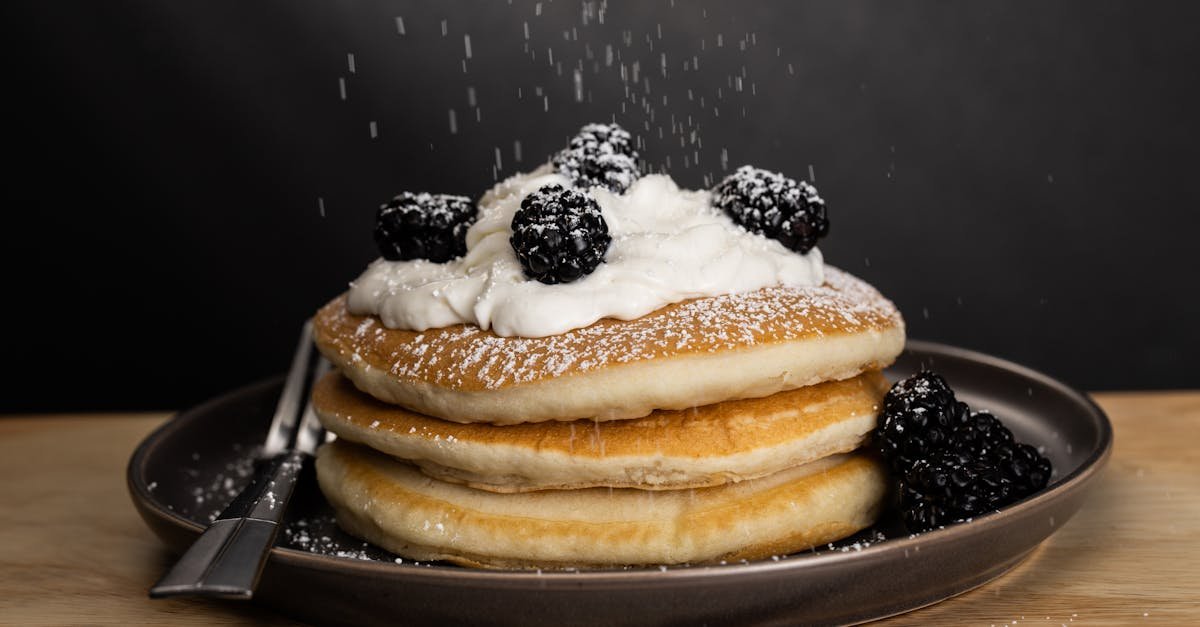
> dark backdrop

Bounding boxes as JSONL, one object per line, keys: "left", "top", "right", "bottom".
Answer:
{"left": 7, "top": 0, "right": 1198, "bottom": 412}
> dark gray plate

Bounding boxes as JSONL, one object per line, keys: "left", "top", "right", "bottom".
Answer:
{"left": 128, "top": 341, "right": 1111, "bottom": 626}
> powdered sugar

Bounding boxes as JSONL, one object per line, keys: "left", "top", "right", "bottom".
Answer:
{"left": 283, "top": 515, "right": 376, "bottom": 561}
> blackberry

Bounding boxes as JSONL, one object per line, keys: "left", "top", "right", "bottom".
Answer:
{"left": 375, "top": 192, "right": 476, "bottom": 262}
{"left": 712, "top": 165, "right": 828, "bottom": 253}
{"left": 900, "top": 452, "right": 1011, "bottom": 531}
{"left": 875, "top": 371, "right": 1054, "bottom": 533}
{"left": 552, "top": 123, "right": 641, "bottom": 193}
{"left": 510, "top": 184, "right": 611, "bottom": 284}
{"left": 993, "top": 442, "right": 1054, "bottom": 500}
{"left": 944, "top": 410, "right": 1015, "bottom": 460}
{"left": 875, "top": 372, "right": 972, "bottom": 473}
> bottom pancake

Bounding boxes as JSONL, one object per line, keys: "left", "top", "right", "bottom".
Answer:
{"left": 316, "top": 440, "right": 886, "bottom": 569}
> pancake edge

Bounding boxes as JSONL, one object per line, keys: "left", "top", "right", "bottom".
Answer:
{"left": 319, "top": 324, "right": 903, "bottom": 424}
{"left": 315, "top": 370, "right": 886, "bottom": 492}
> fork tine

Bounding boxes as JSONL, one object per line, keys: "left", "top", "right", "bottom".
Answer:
{"left": 262, "top": 321, "right": 314, "bottom": 457}
{"left": 294, "top": 358, "right": 332, "bottom": 455}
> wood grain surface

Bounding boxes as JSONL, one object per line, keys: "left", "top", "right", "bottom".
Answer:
{"left": 0, "top": 392, "right": 1196, "bottom": 626}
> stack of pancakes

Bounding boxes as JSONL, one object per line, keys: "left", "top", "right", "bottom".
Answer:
{"left": 311, "top": 267, "right": 905, "bottom": 569}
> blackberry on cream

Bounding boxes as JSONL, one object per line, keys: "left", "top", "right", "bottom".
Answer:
{"left": 509, "top": 184, "right": 611, "bottom": 284}
{"left": 552, "top": 122, "right": 641, "bottom": 193}
{"left": 713, "top": 165, "right": 828, "bottom": 254}
{"left": 374, "top": 192, "right": 477, "bottom": 263}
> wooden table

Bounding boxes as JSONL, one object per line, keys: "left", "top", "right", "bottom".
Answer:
{"left": 1, "top": 392, "right": 1197, "bottom": 625}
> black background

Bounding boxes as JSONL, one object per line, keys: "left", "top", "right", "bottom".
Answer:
{"left": 8, "top": 1, "right": 1198, "bottom": 412}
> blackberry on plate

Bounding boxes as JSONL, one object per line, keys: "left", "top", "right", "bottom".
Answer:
{"left": 375, "top": 192, "right": 477, "bottom": 263}
{"left": 993, "top": 442, "right": 1054, "bottom": 500}
{"left": 874, "top": 372, "right": 971, "bottom": 473}
{"left": 510, "top": 184, "right": 611, "bottom": 284}
{"left": 944, "top": 410, "right": 1015, "bottom": 460}
{"left": 552, "top": 123, "right": 641, "bottom": 193}
{"left": 712, "top": 165, "right": 828, "bottom": 254}
{"left": 874, "top": 371, "right": 1053, "bottom": 533}
{"left": 899, "top": 452, "right": 1010, "bottom": 532}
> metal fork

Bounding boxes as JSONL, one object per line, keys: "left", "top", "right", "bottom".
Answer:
{"left": 150, "top": 321, "right": 331, "bottom": 600}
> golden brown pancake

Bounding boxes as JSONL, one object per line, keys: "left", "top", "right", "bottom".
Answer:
{"left": 314, "top": 266, "right": 904, "bottom": 425}
{"left": 314, "top": 369, "right": 889, "bottom": 492}
{"left": 316, "top": 439, "right": 886, "bottom": 569}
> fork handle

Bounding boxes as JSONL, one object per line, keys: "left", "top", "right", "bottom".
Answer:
{"left": 149, "top": 451, "right": 306, "bottom": 599}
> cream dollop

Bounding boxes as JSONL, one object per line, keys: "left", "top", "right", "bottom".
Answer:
{"left": 346, "top": 165, "right": 825, "bottom": 338}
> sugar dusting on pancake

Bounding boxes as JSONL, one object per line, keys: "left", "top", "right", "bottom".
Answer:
{"left": 317, "top": 266, "right": 901, "bottom": 393}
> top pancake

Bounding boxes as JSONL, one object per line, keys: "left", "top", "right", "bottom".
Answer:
{"left": 314, "top": 266, "right": 905, "bottom": 424}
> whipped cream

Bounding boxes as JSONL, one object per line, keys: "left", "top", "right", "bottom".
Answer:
{"left": 346, "top": 164, "right": 825, "bottom": 338}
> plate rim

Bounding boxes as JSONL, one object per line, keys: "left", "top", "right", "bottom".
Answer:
{"left": 127, "top": 339, "right": 1113, "bottom": 588}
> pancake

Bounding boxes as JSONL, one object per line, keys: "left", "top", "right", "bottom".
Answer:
{"left": 314, "top": 266, "right": 904, "bottom": 425}
{"left": 316, "top": 439, "right": 887, "bottom": 569}
{"left": 314, "top": 369, "right": 889, "bottom": 492}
